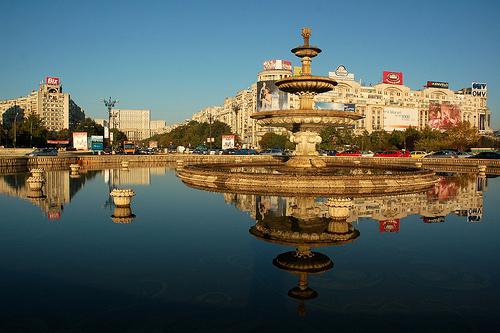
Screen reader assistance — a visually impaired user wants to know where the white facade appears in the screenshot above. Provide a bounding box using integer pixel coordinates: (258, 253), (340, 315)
(0, 78), (70, 131)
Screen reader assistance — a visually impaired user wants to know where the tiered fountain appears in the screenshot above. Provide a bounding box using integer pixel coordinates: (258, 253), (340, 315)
(177, 28), (438, 194)
(251, 27), (362, 168)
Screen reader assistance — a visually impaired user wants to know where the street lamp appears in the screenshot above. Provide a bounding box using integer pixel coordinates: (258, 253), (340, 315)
(102, 97), (118, 148)
(12, 102), (20, 148)
(208, 112), (213, 149)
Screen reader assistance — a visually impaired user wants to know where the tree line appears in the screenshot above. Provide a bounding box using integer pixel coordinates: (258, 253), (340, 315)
(1, 101), (127, 148)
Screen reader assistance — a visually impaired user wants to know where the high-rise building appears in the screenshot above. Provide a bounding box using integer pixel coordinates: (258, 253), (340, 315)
(110, 109), (151, 141)
(0, 76), (70, 131)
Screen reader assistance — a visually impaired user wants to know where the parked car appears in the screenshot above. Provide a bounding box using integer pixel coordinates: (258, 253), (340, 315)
(361, 150), (374, 157)
(423, 150), (458, 158)
(260, 148), (285, 156)
(336, 149), (361, 157)
(27, 148), (58, 157)
(192, 145), (209, 155)
(222, 148), (237, 155)
(410, 151), (427, 158)
(374, 150), (411, 158)
(456, 151), (474, 158)
(468, 151), (500, 159)
(234, 149), (258, 155)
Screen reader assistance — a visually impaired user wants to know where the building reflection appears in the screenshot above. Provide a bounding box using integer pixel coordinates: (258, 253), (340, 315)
(0, 169), (98, 220)
(221, 173), (488, 314)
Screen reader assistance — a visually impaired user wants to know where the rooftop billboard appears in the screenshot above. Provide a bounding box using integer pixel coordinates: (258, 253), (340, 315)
(382, 71), (404, 85)
(45, 76), (60, 85)
(263, 60), (292, 71)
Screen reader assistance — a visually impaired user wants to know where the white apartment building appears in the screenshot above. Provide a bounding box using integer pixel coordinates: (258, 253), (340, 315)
(0, 77), (70, 131)
(110, 109), (151, 141)
(191, 63), (492, 148)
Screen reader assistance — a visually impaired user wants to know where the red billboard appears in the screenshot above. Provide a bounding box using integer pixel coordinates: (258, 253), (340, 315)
(428, 102), (461, 130)
(383, 71), (403, 85)
(45, 76), (60, 85)
(379, 219), (400, 233)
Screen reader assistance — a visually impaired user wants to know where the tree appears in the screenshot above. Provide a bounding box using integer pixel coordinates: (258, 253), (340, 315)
(445, 121), (480, 151)
(259, 132), (294, 149)
(111, 128), (127, 148)
(74, 117), (104, 136)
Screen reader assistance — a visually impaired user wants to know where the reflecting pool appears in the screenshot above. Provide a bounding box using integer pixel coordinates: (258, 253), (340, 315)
(0, 166), (499, 332)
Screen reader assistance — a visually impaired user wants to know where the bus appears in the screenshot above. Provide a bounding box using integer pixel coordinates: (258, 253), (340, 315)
(123, 141), (135, 154)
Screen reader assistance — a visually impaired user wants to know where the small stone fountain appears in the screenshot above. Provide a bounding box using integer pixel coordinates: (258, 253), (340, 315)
(69, 164), (81, 178)
(110, 188), (135, 207)
(26, 169), (45, 191)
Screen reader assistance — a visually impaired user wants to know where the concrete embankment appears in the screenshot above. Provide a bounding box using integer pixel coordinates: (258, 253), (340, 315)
(0, 154), (499, 174)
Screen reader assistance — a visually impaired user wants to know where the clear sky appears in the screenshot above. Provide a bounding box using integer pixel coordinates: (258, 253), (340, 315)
(1, 0), (499, 128)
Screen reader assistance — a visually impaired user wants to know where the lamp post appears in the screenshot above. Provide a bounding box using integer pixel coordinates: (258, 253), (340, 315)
(208, 112), (213, 149)
(102, 97), (118, 148)
(13, 102), (20, 148)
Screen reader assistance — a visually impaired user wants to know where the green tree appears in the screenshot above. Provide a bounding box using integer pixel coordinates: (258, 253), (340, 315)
(74, 117), (104, 136)
(445, 121), (480, 151)
(111, 128), (127, 148)
(259, 132), (293, 149)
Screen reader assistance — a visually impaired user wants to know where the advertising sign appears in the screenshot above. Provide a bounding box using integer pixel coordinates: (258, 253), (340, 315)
(379, 219), (400, 233)
(149, 141), (158, 149)
(467, 207), (482, 223)
(423, 216), (446, 223)
(104, 126), (109, 139)
(72, 132), (88, 150)
(263, 60), (292, 71)
(314, 102), (356, 112)
(472, 82), (487, 97)
(221, 135), (235, 150)
(329, 65), (355, 80)
(428, 102), (461, 130)
(45, 76), (60, 85)
(90, 135), (104, 151)
(382, 71), (404, 85)
(257, 80), (289, 111)
(47, 140), (69, 145)
(426, 81), (449, 89)
(383, 107), (418, 131)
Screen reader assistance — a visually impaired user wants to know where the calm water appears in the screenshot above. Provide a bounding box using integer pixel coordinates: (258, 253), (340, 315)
(0, 166), (499, 332)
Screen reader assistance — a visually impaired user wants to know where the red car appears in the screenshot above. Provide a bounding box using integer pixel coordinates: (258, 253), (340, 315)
(374, 150), (411, 158)
(336, 150), (361, 157)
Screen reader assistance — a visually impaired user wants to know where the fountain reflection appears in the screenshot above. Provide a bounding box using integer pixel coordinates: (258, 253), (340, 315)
(220, 172), (488, 315)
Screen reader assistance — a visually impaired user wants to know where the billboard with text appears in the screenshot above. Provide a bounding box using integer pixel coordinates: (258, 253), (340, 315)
(45, 76), (60, 85)
(428, 102), (461, 130)
(383, 107), (418, 131)
(73, 132), (88, 150)
(257, 80), (288, 111)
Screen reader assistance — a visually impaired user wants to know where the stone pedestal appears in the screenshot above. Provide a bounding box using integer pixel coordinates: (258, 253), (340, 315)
(286, 131), (326, 168)
(26, 175), (45, 191)
(111, 206), (136, 224)
(110, 189), (135, 207)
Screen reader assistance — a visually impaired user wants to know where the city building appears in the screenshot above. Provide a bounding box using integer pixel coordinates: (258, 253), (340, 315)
(0, 76), (70, 131)
(96, 111), (168, 142)
(190, 62), (492, 148)
(110, 109), (151, 141)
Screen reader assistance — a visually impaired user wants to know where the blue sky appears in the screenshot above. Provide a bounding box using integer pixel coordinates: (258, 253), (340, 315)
(1, 0), (499, 128)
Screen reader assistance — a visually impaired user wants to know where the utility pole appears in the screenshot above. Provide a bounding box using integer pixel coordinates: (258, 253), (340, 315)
(208, 112), (213, 149)
(102, 97), (118, 148)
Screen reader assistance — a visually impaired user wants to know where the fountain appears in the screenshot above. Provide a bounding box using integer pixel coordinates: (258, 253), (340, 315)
(177, 28), (438, 194)
(252, 27), (362, 168)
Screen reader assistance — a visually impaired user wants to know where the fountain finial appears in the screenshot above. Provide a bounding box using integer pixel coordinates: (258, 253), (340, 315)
(301, 27), (311, 46)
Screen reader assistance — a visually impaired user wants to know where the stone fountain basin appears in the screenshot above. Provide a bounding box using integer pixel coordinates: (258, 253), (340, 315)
(177, 162), (439, 197)
(275, 76), (337, 94)
(251, 109), (363, 131)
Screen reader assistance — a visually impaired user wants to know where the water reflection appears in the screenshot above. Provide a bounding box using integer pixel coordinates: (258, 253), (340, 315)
(219, 172), (488, 315)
